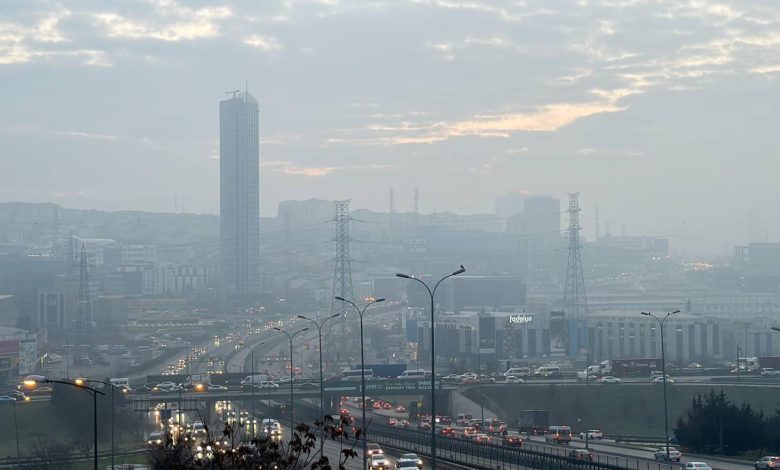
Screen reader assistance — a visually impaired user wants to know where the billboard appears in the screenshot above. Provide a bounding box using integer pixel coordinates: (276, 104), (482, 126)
(19, 337), (37, 375)
(549, 311), (566, 357)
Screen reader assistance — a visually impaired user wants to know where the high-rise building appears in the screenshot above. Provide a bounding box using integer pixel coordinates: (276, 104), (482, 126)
(220, 91), (260, 294)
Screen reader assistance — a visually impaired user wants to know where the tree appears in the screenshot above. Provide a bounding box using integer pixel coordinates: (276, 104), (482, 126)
(674, 390), (764, 455)
(149, 415), (359, 469)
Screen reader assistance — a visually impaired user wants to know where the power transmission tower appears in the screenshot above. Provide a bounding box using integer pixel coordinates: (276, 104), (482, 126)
(77, 243), (92, 341)
(330, 200), (354, 362)
(563, 192), (588, 318)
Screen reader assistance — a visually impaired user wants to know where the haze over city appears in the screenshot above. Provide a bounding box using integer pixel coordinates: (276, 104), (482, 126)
(2, 1), (780, 254)
(2, 2), (780, 469)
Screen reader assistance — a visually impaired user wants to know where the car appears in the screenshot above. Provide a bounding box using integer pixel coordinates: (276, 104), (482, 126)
(388, 418), (398, 426)
(3, 391), (26, 400)
(505, 375), (525, 384)
(397, 453), (423, 469)
(256, 381), (279, 389)
(461, 377), (479, 384)
(366, 443), (383, 456)
(579, 429), (603, 440)
(32, 386), (52, 394)
(0, 395), (16, 402)
(417, 421), (431, 431)
(208, 384), (228, 391)
(761, 368), (780, 376)
(134, 385), (152, 394)
(369, 453), (391, 469)
(147, 431), (164, 446)
(156, 381), (177, 388)
(399, 419), (411, 428)
(503, 434), (523, 447)
(653, 375), (675, 384)
(598, 376), (621, 384)
(395, 459), (420, 469)
(383, 402), (393, 410)
(653, 447), (682, 462)
(473, 433), (493, 444)
(684, 462), (712, 470)
(396, 405), (407, 413)
(569, 449), (593, 461)
(299, 382), (319, 390)
(462, 427), (477, 439)
(755, 456), (780, 469)
(340, 408), (350, 417)
(440, 427), (455, 436)
(373, 402), (383, 409)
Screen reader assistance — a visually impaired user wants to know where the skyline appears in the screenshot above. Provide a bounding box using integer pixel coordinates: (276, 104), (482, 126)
(1, 0), (779, 253)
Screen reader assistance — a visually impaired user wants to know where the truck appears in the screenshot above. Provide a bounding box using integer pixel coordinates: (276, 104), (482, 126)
(600, 358), (660, 377)
(757, 357), (780, 372)
(576, 365), (601, 381)
(517, 410), (549, 435)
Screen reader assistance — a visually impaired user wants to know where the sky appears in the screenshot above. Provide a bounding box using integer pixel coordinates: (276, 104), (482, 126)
(1, 0), (779, 254)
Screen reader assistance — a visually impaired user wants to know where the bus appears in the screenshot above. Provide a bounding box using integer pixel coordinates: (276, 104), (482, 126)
(109, 377), (130, 389)
(341, 368), (373, 380)
(397, 370), (432, 379)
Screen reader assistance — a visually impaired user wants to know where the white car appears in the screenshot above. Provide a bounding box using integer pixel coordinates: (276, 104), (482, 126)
(653, 447), (682, 462)
(579, 429), (603, 440)
(505, 375), (525, 384)
(684, 462), (712, 470)
(598, 376), (621, 384)
(653, 376), (675, 384)
(256, 381), (279, 389)
(369, 453), (391, 469)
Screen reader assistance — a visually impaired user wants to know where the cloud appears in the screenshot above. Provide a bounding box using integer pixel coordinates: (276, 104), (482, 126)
(92, 1), (232, 41)
(55, 130), (122, 141)
(244, 34), (282, 51)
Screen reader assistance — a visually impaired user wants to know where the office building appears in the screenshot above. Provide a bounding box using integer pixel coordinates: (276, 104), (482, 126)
(220, 90), (260, 294)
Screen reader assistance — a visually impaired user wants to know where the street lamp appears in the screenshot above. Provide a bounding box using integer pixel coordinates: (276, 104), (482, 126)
(24, 378), (105, 470)
(397, 265), (465, 470)
(641, 309), (680, 461)
(334, 296), (385, 470)
(273, 327), (309, 435)
(76, 378), (129, 470)
(298, 313), (340, 455)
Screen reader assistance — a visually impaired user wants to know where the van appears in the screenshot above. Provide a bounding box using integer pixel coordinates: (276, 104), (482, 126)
(397, 370), (432, 379)
(545, 425), (572, 445)
(241, 374), (269, 385)
(504, 367), (531, 377)
(534, 366), (561, 377)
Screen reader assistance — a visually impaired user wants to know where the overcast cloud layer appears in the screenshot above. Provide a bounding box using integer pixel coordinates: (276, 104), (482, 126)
(1, 0), (779, 254)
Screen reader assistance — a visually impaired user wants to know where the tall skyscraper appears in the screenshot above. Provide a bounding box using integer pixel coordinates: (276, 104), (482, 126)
(220, 90), (260, 294)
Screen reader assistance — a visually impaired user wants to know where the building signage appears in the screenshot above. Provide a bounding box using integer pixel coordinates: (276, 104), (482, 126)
(509, 314), (533, 324)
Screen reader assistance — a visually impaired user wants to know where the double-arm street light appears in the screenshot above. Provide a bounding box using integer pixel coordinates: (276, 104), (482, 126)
(245, 340), (267, 438)
(274, 327), (309, 435)
(641, 309), (680, 462)
(334, 296), (385, 470)
(76, 378), (129, 470)
(396, 266), (466, 470)
(298, 313), (340, 455)
(23, 377), (105, 470)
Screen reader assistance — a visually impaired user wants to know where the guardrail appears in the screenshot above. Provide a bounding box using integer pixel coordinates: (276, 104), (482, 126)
(0, 446), (146, 468)
(366, 423), (683, 470)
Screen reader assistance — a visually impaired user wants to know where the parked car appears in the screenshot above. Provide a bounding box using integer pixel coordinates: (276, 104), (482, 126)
(755, 456), (780, 469)
(653, 447), (682, 462)
(684, 463), (712, 470)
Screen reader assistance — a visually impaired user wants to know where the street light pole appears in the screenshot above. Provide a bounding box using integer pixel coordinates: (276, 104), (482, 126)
(12, 399), (20, 458)
(274, 327), (309, 435)
(397, 266), (465, 470)
(641, 310), (680, 461)
(24, 378), (104, 470)
(334, 297), (385, 470)
(298, 313), (340, 455)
